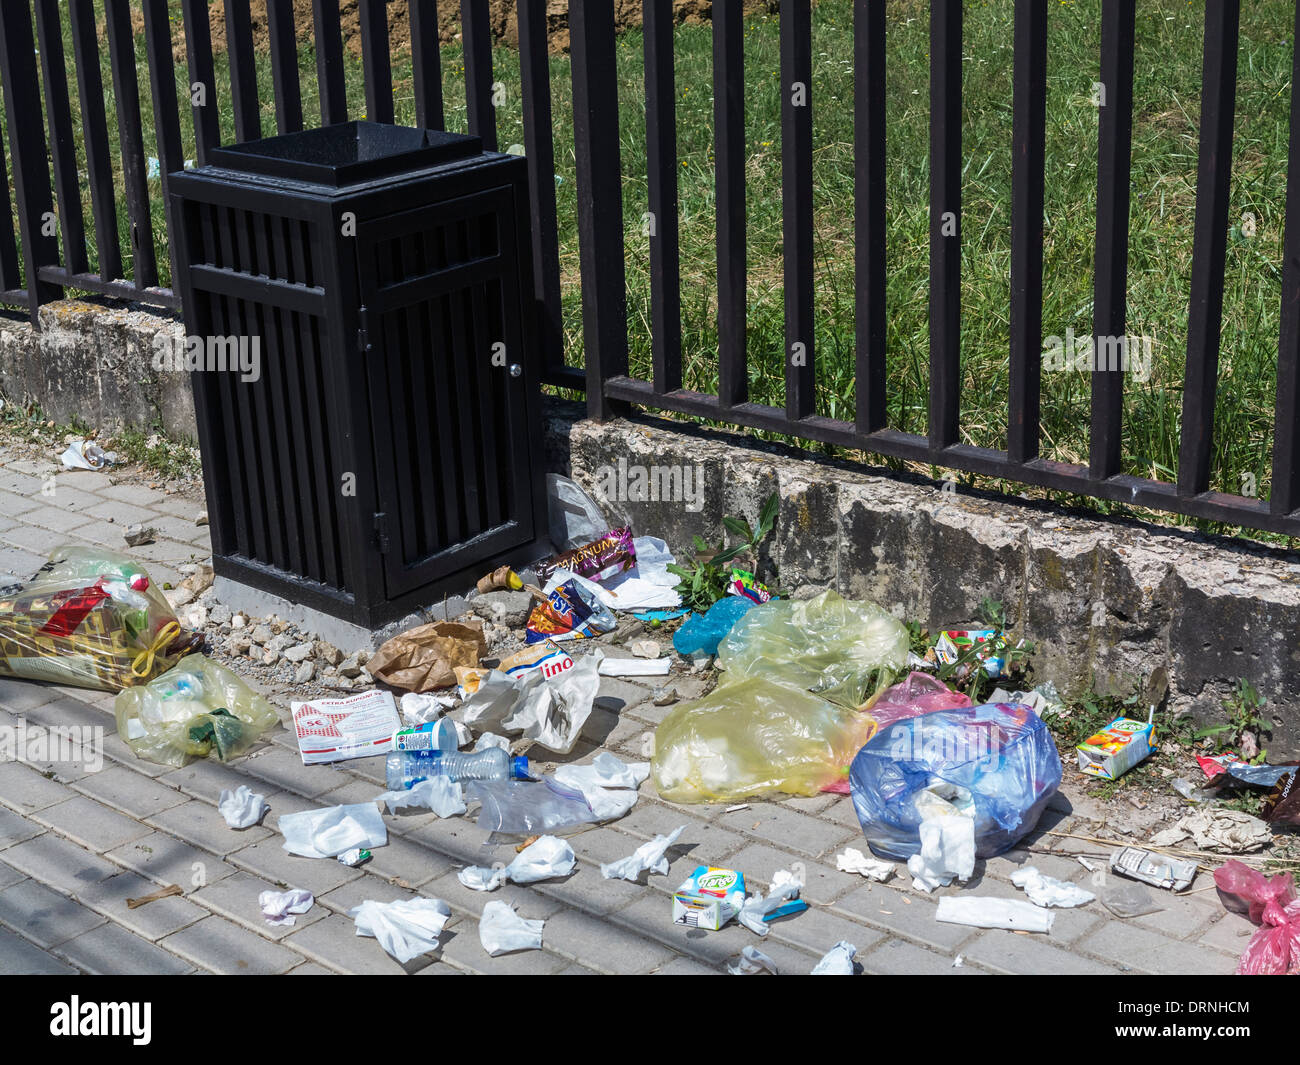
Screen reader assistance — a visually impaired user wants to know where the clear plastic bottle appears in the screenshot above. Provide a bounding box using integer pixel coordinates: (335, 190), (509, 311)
(386, 746), (531, 790)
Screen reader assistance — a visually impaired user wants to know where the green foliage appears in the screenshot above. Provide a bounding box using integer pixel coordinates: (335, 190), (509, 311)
(1197, 679), (1270, 762)
(666, 493), (780, 614)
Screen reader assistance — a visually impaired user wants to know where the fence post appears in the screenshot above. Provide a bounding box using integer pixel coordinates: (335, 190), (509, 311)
(0, 1), (61, 321)
(569, 0), (629, 420)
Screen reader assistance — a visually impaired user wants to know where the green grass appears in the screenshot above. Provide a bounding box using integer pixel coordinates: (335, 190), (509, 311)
(21, 0), (1300, 542)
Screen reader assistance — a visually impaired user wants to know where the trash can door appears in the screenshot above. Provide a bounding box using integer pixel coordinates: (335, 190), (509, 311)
(357, 190), (536, 597)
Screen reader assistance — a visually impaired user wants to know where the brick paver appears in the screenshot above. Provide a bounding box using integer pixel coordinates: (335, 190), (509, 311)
(0, 443), (1254, 975)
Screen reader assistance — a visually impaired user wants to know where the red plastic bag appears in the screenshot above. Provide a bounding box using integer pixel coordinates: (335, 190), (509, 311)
(821, 672), (973, 795)
(1213, 860), (1300, 975)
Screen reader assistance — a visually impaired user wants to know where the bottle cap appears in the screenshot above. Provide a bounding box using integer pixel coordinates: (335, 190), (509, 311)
(510, 756), (533, 781)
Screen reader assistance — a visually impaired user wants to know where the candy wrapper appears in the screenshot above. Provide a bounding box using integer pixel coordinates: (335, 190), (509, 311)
(535, 527), (636, 585)
(726, 567), (774, 605)
(115, 654), (280, 767)
(927, 629), (1014, 680)
(525, 580), (616, 643)
(0, 546), (199, 691)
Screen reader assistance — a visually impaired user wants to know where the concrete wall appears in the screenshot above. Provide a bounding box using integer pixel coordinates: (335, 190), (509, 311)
(0, 302), (195, 440)
(548, 401), (1300, 757)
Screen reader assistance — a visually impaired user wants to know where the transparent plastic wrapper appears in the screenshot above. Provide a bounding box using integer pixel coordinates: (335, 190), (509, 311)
(651, 677), (878, 803)
(849, 702), (1062, 860)
(1213, 860), (1300, 975)
(717, 591), (909, 706)
(0, 546), (198, 691)
(466, 778), (604, 836)
(114, 654), (279, 767)
(546, 473), (609, 551)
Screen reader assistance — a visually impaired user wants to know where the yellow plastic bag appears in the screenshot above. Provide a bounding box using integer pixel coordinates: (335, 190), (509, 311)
(716, 590), (909, 707)
(115, 654), (280, 767)
(651, 677), (877, 803)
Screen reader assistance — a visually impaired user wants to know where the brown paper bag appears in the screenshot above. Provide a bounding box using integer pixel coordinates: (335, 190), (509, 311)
(368, 620), (487, 693)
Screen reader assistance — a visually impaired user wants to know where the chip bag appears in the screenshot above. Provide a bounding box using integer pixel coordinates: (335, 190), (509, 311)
(0, 546), (199, 691)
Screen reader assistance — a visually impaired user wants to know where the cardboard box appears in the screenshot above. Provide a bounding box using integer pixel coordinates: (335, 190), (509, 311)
(671, 866), (745, 931)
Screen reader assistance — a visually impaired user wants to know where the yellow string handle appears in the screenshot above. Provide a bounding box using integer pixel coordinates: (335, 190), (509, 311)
(131, 621), (181, 679)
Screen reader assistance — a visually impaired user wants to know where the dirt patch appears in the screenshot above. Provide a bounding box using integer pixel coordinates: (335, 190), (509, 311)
(191, 0), (778, 61)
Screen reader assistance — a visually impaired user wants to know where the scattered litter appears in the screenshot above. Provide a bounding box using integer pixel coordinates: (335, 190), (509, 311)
(123, 524), (157, 547)
(472, 731), (512, 752)
(60, 439), (117, 470)
(368, 620), (487, 693)
(631, 639), (661, 659)
(738, 869), (808, 936)
(929, 628), (1015, 681)
(727, 945), (779, 975)
(725, 804), (750, 813)
(374, 776), (467, 817)
(1076, 706), (1155, 781)
(468, 778), (606, 835)
(546, 473), (609, 551)
(601, 825), (685, 881)
(350, 898), (452, 963)
(836, 847), (895, 882)
(1009, 866), (1095, 908)
(218, 784), (268, 829)
(279, 803), (387, 859)
(260, 888), (314, 926)
(673, 866), (747, 931)
(811, 940), (857, 975)
(597, 655), (671, 677)
(387, 744), (530, 790)
(1099, 880), (1163, 919)
(935, 896), (1054, 933)
(952, 954), (964, 968)
(1213, 859), (1300, 975)
(526, 577), (617, 643)
(460, 651), (599, 754)
(479, 900), (545, 956)
(1150, 808), (1271, 854)
(1076, 856), (1100, 873)
(1109, 847), (1197, 892)
(536, 526), (636, 585)
(672, 596), (755, 657)
(337, 847), (371, 867)
(459, 835), (576, 891)
(291, 690), (400, 765)
(398, 690), (457, 726)
(476, 565), (524, 594)
(126, 884), (183, 909)
(116, 654), (277, 767)
(1264, 770), (1300, 825)
(553, 752), (649, 793)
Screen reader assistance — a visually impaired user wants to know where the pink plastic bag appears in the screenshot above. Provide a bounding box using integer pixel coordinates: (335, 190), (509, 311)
(821, 672), (973, 794)
(1213, 860), (1300, 975)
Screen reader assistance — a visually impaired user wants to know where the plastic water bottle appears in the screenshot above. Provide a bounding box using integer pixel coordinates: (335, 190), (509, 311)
(386, 747), (531, 790)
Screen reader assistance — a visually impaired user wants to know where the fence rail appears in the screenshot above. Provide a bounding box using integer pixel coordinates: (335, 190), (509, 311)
(0, 0), (1297, 539)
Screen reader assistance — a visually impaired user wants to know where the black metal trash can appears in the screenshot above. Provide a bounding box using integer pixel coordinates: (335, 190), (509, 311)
(169, 122), (548, 628)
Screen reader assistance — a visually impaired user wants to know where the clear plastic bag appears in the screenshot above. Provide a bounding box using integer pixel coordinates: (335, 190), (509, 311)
(651, 677), (877, 803)
(1213, 860), (1300, 974)
(0, 546), (198, 691)
(716, 590), (909, 706)
(849, 702), (1062, 860)
(114, 654), (280, 767)
(466, 778), (603, 836)
(546, 474), (609, 551)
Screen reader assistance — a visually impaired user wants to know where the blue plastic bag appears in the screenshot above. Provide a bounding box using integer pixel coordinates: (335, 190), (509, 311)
(849, 702), (1062, 861)
(672, 596), (755, 657)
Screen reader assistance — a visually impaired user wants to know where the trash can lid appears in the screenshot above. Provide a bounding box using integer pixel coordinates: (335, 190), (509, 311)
(207, 121), (484, 187)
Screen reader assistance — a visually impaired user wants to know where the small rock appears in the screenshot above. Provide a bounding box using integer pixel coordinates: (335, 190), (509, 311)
(338, 652), (364, 679)
(228, 636), (251, 655)
(195, 510), (209, 526)
(124, 524), (157, 547)
(470, 589), (534, 629)
(209, 604), (232, 626)
(652, 686), (678, 707)
(165, 587), (196, 610)
(688, 652), (714, 673)
(261, 649), (278, 667)
(282, 642), (314, 664)
(630, 639), (661, 659)
(357, 668), (373, 686)
(250, 624), (274, 645)
(293, 660), (315, 685)
(231, 614), (247, 630)
(315, 641), (343, 667)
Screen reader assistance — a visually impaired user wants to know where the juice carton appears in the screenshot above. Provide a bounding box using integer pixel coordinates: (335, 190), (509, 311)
(1076, 707), (1156, 780)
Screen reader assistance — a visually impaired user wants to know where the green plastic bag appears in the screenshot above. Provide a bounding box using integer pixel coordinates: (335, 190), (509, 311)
(115, 654), (280, 767)
(652, 677), (875, 802)
(716, 590), (909, 707)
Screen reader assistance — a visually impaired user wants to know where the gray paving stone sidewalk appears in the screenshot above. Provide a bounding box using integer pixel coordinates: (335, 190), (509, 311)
(0, 448), (1255, 974)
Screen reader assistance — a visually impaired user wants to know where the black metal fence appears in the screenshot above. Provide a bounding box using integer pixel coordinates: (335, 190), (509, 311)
(2, 1), (1299, 538)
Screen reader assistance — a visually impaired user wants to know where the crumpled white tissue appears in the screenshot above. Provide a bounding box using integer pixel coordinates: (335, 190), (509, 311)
(459, 835), (576, 892)
(399, 691), (457, 726)
(460, 654), (599, 754)
(727, 945), (779, 975)
(350, 897), (453, 963)
(280, 803), (387, 858)
(260, 888), (313, 927)
(479, 900), (544, 956)
(554, 753), (651, 821)
(811, 941), (858, 975)
(601, 825), (685, 881)
(738, 868), (803, 937)
(374, 776), (467, 817)
(218, 784), (268, 829)
(1010, 866), (1096, 908)
(473, 732), (511, 752)
(936, 896), (1055, 933)
(907, 815), (975, 892)
(836, 847), (895, 882)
